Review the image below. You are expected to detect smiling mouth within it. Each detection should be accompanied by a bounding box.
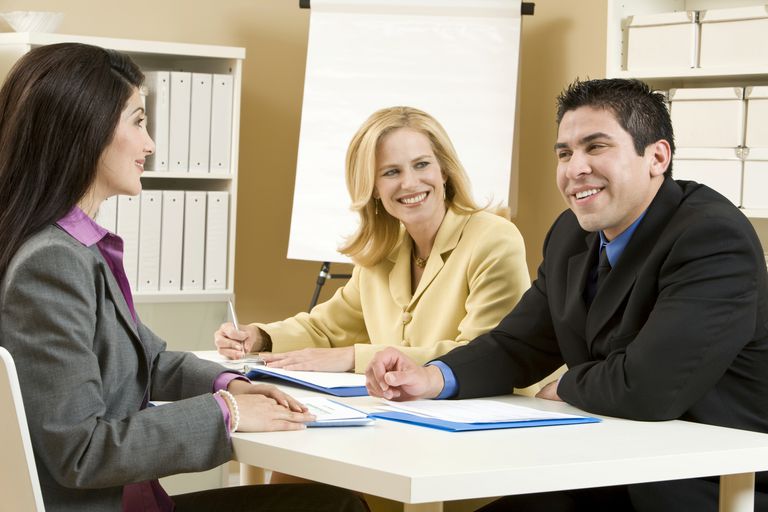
[574,188,602,200]
[399,192,428,205]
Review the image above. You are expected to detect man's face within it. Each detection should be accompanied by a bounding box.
[555,106,667,240]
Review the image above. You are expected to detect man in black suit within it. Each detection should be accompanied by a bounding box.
[365,78,768,511]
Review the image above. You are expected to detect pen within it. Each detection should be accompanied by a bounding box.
[227,299,246,361]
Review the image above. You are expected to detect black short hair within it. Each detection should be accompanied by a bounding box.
[556,78,675,175]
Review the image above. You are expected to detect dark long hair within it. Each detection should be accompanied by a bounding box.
[0,43,143,281]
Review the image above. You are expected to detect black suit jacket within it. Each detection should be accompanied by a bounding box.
[438,178,768,508]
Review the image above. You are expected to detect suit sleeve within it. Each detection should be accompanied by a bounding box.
[353,219,532,371]
[258,265,368,351]
[437,223,566,397]
[558,215,763,420]
[0,243,230,489]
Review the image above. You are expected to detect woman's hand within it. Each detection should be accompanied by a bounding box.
[259,346,355,372]
[214,322,266,360]
[227,379,308,413]
[234,393,315,432]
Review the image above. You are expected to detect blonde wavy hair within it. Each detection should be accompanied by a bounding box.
[339,106,479,267]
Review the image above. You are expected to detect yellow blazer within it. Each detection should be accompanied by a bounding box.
[259,209,531,376]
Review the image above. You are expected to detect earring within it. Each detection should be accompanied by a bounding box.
[374,198,379,215]
[443,182,447,200]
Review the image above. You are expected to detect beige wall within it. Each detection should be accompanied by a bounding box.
[0,0,607,335]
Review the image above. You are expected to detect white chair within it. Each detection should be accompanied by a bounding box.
[0,346,45,511]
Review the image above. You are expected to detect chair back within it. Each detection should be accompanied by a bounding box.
[0,346,45,511]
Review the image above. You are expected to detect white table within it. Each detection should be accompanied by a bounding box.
[195,352,768,511]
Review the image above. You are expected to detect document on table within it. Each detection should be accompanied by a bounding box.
[194,350,263,373]
[370,399,599,432]
[246,366,367,397]
[301,397,373,427]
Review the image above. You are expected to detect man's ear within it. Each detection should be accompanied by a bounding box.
[648,139,672,177]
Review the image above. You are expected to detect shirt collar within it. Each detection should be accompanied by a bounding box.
[56,206,109,247]
[599,210,647,268]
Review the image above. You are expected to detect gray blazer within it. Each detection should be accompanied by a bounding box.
[0,225,233,512]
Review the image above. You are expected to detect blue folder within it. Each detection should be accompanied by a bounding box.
[245,367,368,397]
[368,411,600,432]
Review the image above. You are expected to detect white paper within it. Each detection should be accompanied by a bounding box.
[302,397,373,427]
[288,0,522,263]
[379,399,587,424]
[255,366,365,389]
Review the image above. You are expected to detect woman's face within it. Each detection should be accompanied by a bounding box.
[373,127,447,234]
[92,88,154,201]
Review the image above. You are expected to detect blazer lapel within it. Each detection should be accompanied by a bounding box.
[89,245,143,347]
[586,178,684,341]
[410,210,468,306]
[388,232,412,309]
[565,232,595,337]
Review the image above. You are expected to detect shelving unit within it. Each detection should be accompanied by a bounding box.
[0,32,245,304]
[606,1,768,232]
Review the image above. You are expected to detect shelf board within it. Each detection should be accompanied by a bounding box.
[141,172,233,180]
[611,68,768,84]
[741,208,768,219]
[0,32,245,59]
[134,290,233,304]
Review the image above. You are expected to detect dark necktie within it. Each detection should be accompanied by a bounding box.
[596,247,611,291]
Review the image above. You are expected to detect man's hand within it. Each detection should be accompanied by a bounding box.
[535,380,562,402]
[365,347,445,401]
[214,322,264,360]
[259,347,354,372]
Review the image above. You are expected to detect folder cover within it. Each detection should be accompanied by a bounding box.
[137,191,162,291]
[144,71,170,171]
[169,71,192,172]
[246,366,368,397]
[182,191,206,290]
[368,411,599,432]
[204,191,228,290]
[116,195,141,290]
[189,73,212,173]
[95,195,117,232]
[159,191,184,291]
[209,74,233,175]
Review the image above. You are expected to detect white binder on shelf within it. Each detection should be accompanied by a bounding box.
[159,190,185,291]
[209,74,233,175]
[144,71,170,172]
[182,191,206,290]
[94,195,117,233]
[137,191,162,291]
[189,73,212,173]
[169,71,192,173]
[116,195,141,291]
[204,191,229,290]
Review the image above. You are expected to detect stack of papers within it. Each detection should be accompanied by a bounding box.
[370,399,599,432]
[301,397,373,427]
[246,366,367,397]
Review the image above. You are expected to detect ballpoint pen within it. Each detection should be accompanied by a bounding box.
[227,299,246,361]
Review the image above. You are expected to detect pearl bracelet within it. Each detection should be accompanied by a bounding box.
[216,389,240,432]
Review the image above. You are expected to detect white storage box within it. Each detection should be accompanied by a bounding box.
[626,11,698,71]
[742,148,768,209]
[669,87,745,148]
[746,86,768,149]
[673,148,743,207]
[700,5,768,69]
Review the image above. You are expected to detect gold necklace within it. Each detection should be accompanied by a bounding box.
[413,251,427,268]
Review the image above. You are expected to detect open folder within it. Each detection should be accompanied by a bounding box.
[369,399,600,432]
[246,366,368,397]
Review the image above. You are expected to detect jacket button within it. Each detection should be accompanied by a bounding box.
[401,312,413,324]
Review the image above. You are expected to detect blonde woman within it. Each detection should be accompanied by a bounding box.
[216,106,533,381]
